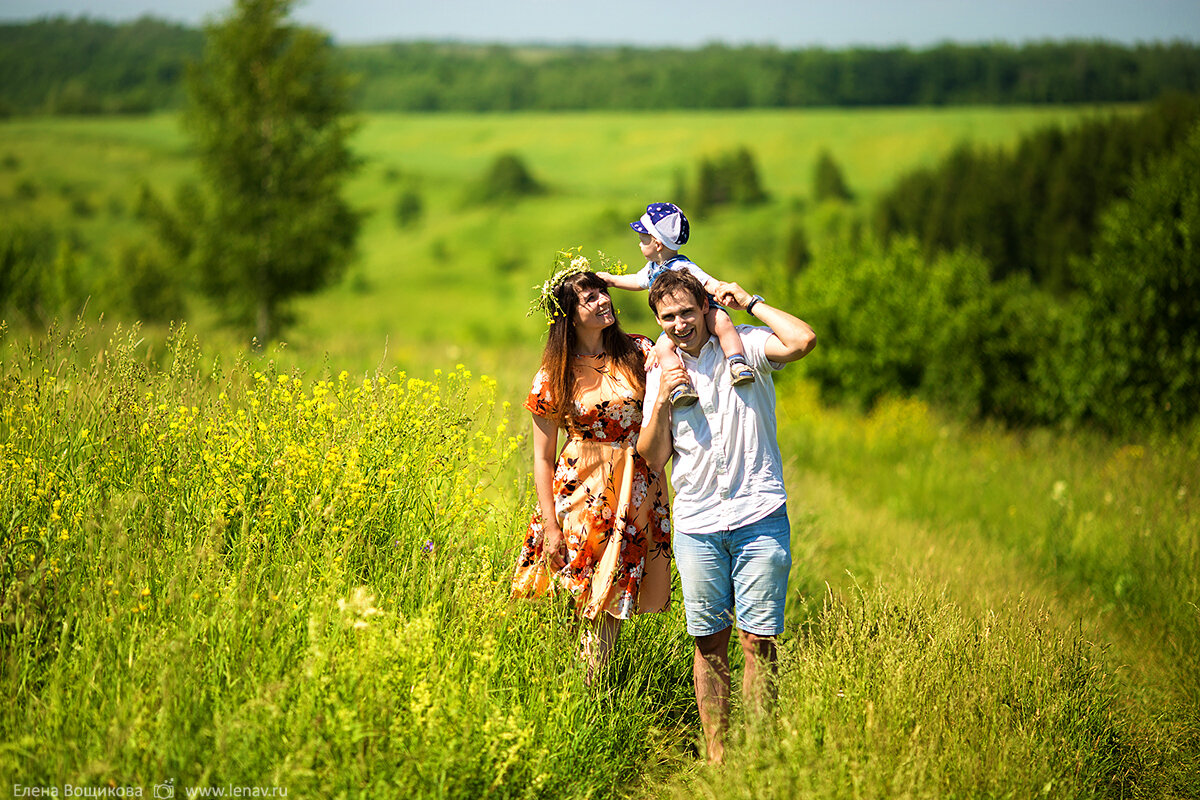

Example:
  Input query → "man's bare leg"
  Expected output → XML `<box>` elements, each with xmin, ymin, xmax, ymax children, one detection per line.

<box><xmin>739</xmin><ymin>630</ymin><xmax>778</xmax><ymax>719</ymax></box>
<box><xmin>694</xmin><ymin>627</ymin><xmax>733</xmax><ymax>764</ymax></box>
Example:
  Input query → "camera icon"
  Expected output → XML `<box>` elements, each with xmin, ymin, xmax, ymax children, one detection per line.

<box><xmin>153</xmin><ymin>779</ymin><xmax>175</xmax><ymax>799</ymax></box>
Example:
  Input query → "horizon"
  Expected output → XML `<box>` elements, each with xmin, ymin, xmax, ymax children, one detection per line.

<box><xmin>2</xmin><ymin>0</ymin><xmax>1198</xmax><ymax>50</ymax></box>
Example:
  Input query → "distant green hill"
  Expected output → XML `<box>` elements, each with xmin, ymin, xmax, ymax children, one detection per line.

<box><xmin>3</xmin><ymin>15</ymin><xmax>1200</xmax><ymax>116</ymax></box>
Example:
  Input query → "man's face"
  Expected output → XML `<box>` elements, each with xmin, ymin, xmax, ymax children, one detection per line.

<box><xmin>653</xmin><ymin>289</ymin><xmax>709</xmax><ymax>357</ymax></box>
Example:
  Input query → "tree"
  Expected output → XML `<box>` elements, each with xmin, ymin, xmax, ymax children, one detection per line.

<box><xmin>475</xmin><ymin>153</ymin><xmax>544</xmax><ymax>202</ymax></box>
<box><xmin>184</xmin><ymin>0</ymin><xmax>360</xmax><ymax>342</ymax></box>
<box><xmin>1068</xmin><ymin>121</ymin><xmax>1200</xmax><ymax>431</ymax></box>
<box><xmin>813</xmin><ymin>149</ymin><xmax>853</xmax><ymax>202</ymax></box>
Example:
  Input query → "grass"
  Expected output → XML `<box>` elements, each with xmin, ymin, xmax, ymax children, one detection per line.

<box><xmin>0</xmin><ymin>320</ymin><xmax>700</xmax><ymax>797</ymax></box>
<box><xmin>2</xmin><ymin>319</ymin><xmax>1196</xmax><ymax>798</ymax></box>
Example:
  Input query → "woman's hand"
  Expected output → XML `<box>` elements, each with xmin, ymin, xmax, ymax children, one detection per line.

<box><xmin>642</xmin><ymin>347</ymin><xmax>659</xmax><ymax>372</ymax></box>
<box><xmin>542</xmin><ymin>522</ymin><xmax>568</xmax><ymax>573</ymax></box>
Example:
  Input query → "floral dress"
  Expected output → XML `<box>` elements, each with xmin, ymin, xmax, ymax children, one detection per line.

<box><xmin>511</xmin><ymin>334</ymin><xmax>672</xmax><ymax>620</ymax></box>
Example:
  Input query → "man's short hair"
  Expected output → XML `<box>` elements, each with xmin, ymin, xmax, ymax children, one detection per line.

<box><xmin>648</xmin><ymin>268</ymin><xmax>707</xmax><ymax>316</ymax></box>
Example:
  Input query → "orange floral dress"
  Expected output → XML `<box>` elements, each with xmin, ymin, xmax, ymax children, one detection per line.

<box><xmin>511</xmin><ymin>334</ymin><xmax>672</xmax><ymax>620</ymax></box>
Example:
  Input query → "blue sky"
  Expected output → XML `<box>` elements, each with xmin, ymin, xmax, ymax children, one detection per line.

<box><xmin>2</xmin><ymin>0</ymin><xmax>1198</xmax><ymax>47</ymax></box>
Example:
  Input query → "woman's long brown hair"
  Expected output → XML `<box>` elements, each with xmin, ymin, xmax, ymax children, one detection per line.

<box><xmin>538</xmin><ymin>271</ymin><xmax>646</xmax><ymax>426</ymax></box>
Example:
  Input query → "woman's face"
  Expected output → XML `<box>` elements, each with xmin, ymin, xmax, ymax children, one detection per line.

<box><xmin>572</xmin><ymin>284</ymin><xmax>615</xmax><ymax>334</ymax></box>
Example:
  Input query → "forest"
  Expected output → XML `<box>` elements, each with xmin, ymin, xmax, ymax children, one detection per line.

<box><xmin>3</xmin><ymin>16</ymin><xmax>1200</xmax><ymax>115</ymax></box>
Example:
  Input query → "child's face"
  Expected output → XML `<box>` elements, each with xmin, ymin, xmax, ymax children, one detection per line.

<box><xmin>638</xmin><ymin>232</ymin><xmax>665</xmax><ymax>264</ymax></box>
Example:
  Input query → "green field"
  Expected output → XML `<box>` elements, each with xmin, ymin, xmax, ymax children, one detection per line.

<box><xmin>0</xmin><ymin>106</ymin><xmax>1115</xmax><ymax>374</ymax></box>
<box><xmin>2</xmin><ymin>107</ymin><xmax>1196</xmax><ymax>798</ymax></box>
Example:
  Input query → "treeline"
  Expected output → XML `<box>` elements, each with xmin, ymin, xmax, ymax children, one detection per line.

<box><xmin>784</xmin><ymin>97</ymin><xmax>1200</xmax><ymax>433</ymax></box>
<box><xmin>3</xmin><ymin>16</ymin><xmax>1200</xmax><ymax>115</ymax></box>
<box><xmin>0</xmin><ymin>16</ymin><xmax>203</xmax><ymax>115</ymax></box>
<box><xmin>343</xmin><ymin>40</ymin><xmax>1200</xmax><ymax>111</ymax></box>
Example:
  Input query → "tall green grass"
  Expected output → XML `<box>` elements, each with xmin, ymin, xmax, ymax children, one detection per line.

<box><xmin>674</xmin><ymin>585</ymin><xmax>1141</xmax><ymax>799</ymax></box>
<box><xmin>3</xmin><ymin>319</ymin><xmax>1195</xmax><ymax>798</ymax></box>
<box><xmin>0</xmin><ymin>320</ymin><xmax>695</xmax><ymax>797</ymax></box>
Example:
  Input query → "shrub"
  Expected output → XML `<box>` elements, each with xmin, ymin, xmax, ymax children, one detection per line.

<box><xmin>1065</xmin><ymin>121</ymin><xmax>1200</xmax><ymax>431</ymax></box>
<box><xmin>476</xmin><ymin>152</ymin><xmax>544</xmax><ymax>202</ymax></box>
<box><xmin>393</xmin><ymin>188</ymin><xmax>423</xmax><ymax>228</ymax></box>
<box><xmin>687</xmin><ymin>146</ymin><xmax>768</xmax><ymax>217</ymax></box>
<box><xmin>114</xmin><ymin>240</ymin><xmax>186</xmax><ymax>323</ymax></box>
<box><xmin>797</xmin><ymin>236</ymin><xmax>1058</xmax><ymax>422</ymax></box>
<box><xmin>812</xmin><ymin>149</ymin><xmax>853</xmax><ymax>202</ymax></box>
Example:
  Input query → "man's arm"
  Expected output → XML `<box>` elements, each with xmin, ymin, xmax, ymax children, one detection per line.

<box><xmin>638</xmin><ymin>364</ymin><xmax>686</xmax><ymax>474</ymax></box>
<box><xmin>715</xmin><ymin>281</ymin><xmax>816</xmax><ymax>364</ymax></box>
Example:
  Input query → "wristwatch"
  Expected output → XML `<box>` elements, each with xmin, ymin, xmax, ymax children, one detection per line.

<box><xmin>746</xmin><ymin>295</ymin><xmax>765</xmax><ymax>317</ymax></box>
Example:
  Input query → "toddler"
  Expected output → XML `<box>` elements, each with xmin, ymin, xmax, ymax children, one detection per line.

<box><xmin>597</xmin><ymin>202</ymin><xmax>753</xmax><ymax>407</ymax></box>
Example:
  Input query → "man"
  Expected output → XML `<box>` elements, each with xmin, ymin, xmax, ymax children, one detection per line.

<box><xmin>637</xmin><ymin>268</ymin><xmax>816</xmax><ymax>764</ymax></box>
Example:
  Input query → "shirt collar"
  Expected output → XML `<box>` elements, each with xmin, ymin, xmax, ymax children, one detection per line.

<box><xmin>678</xmin><ymin>333</ymin><xmax>719</xmax><ymax>363</ymax></box>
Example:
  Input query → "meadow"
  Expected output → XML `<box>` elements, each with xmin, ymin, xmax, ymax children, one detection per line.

<box><xmin>1</xmin><ymin>107</ymin><xmax>1196</xmax><ymax>798</ymax></box>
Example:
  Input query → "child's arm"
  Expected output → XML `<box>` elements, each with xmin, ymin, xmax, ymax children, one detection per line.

<box><xmin>596</xmin><ymin>271</ymin><xmax>646</xmax><ymax>292</ymax></box>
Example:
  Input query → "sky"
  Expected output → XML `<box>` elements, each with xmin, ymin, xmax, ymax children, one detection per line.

<box><xmin>1</xmin><ymin>0</ymin><xmax>1198</xmax><ymax>48</ymax></box>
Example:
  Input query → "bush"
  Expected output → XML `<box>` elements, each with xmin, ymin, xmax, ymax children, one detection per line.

<box><xmin>475</xmin><ymin>152</ymin><xmax>544</xmax><ymax>202</ymax></box>
<box><xmin>393</xmin><ymin>188</ymin><xmax>423</xmax><ymax>228</ymax></box>
<box><xmin>115</xmin><ymin>240</ymin><xmax>186</xmax><ymax>323</ymax></box>
<box><xmin>812</xmin><ymin>149</ymin><xmax>853</xmax><ymax>202</ymax></box>
<box><xmin>0</xmin><ymin>224</ymin><xmax>86</xmax><ymax>324</ymax></box>
<box><xmin>687</xmin><ymin>146</ymin><xmax>768</xmax><ymax>217</ymax></box>
<box><xmin>1064</xmin><ymin>121</ymin><xmax>1200</xmax><ymax>431</ymax></box>
<box><xmin>797</xmin><ymin>237</ymin><xmax>1056</xmax><ymax>421</ymax></box>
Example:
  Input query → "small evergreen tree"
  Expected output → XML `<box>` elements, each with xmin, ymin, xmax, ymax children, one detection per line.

<box><xmin>394</xmin><ymin>189</ymin><xmax>423</xmax><ymax>228</ymax></box>
<box><xmin>813</xmin><ymin>149</ymin><xmax>853</xmax><ymax>202</ymax></box>
<box><xmin>183</xmin><ymin>0</ymin><xmax>360</xmax><ymax>342</ymax></box>
<box><xmin>476</xmin><ymin>153</ymin><xmax>544</xmax><ymax>202</ymax></box>
<box><xmin>782</xmin><ymin>222</ymin><xmax>812</xmax><ymax>276</ymax></box>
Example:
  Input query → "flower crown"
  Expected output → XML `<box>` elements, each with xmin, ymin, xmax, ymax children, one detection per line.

<box><xmin>528</xmin><ymin>248</ymin><xmax>627</xmax><ymax>323</ymax></box>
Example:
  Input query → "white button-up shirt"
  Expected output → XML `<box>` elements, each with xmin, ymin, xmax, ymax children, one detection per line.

<box><xmin>643</xmin><ymin>325</ymin><xmax>787</xmax><ymax>534</ymax></box>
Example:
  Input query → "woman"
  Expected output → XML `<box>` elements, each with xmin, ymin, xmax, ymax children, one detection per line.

<box><xmin>511</xmin><ymin>263</ymin><xmax>672</xmax><ymax>681</ymax></box>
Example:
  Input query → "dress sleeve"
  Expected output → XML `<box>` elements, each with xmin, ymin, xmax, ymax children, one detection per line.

<box><xmin>629</xmin><ymin>333</ymin><xmax>655</xmax><ymax>359</ymax></box>
<box><xmin>522</xmin><ymin>369</ymin><xmax>557</xmax><ymax>418</ymax></box>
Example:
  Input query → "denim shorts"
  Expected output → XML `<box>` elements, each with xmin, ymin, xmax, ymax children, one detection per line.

<box><xmin>673</xmin><ymin>504</ymin><xmax>791</xmax><ymax>637</ymax></box>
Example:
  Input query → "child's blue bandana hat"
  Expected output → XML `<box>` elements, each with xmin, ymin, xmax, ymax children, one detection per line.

<box><xmin>630</xmin><ymin>202</ymin><xmax>690</xmax><ymax>249</ymax></box>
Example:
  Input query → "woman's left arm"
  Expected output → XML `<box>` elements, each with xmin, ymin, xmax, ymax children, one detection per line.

<box><xmin>530</xmin><ymin>414</ymin><xmax>567</xmax><ymax>572</ymax></box>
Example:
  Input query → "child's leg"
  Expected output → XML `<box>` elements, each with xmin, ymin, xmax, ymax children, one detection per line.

<box><xmin>655</xmin><ymin>333</ymin><xmax>698</xmax><ymax>406</ymax></box>
<box><xmin>654</xmin><ymin>333</ymin><xmax>684</xmax><ymax>373</ymax></box>
<box><xmin>709</xmin><ymin>307</ymin><xmax>746</xmax><ymax>361</ymax></box>
<box><xmin>709</xmin><ymin>307</ymin><xmax>755</xmax><ymax>385</ymax></box>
